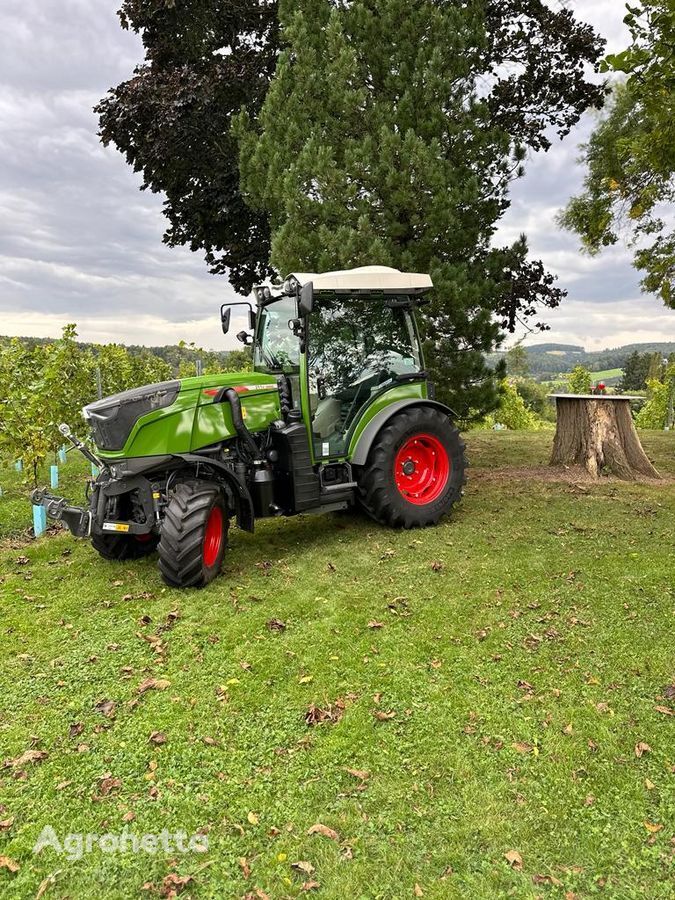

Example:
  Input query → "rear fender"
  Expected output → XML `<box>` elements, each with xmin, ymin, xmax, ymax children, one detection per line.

<box><xmin>349</xmin><ymin>400</ymin><xmax>457</xmax><ymax>466</ymax></box>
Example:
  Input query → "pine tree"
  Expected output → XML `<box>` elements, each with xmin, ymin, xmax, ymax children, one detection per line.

<box><xmin>236</xmin><ymin>0</ymin><xmax>604</xmax><ymax>415</ymax></box>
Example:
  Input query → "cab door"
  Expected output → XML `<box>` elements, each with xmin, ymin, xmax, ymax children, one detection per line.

<box><xmin>306</xmin><ymin>294</ymin><xmax>423</xmax><ymax>459</ymax></box>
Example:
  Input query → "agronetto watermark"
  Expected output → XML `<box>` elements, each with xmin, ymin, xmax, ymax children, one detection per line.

<box><xmin>33</xmin><ymin>826</ymin><xmax>209</xmax><ymax>862</ymax></box>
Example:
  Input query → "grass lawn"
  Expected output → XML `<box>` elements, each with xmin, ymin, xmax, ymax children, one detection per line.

<box><xmin>0</xmin><ymin>432</ymin><xmax>674</xmax><ymax>898</ymax></box>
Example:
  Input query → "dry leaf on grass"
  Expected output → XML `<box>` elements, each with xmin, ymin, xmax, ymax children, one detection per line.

<box><xmin>0</xmin><ymin>818</ymin><xmax>14</xmax><ymax>831</ymax></box>
<box><xmin>138</xmin><ymin>678</ymin><xmax>171</xmax><ymax>694</ymax></box>
<box><xmin>372</xmin><ymin>710</ymin><xmax>396</xmax><ymax>722</ymax></box>
<box><xmin>533</xmin><ymin>874</ymin><xmax>563</xmax><ymax>887</ymax></box>
<box><xmin>160</xmin><ymin>873</ymin><xmax>192</xmax><ymax>896</ymax></box>
<box><xmin>7</xmin><ymin>749</ymin><xmax>48</xmax><ymax>769</ymax></box>
<box><xmin>654</xmin><ymin>705</ymin><xmax>674</xmax><ymax>717</ymax></box>
<box><xmin>504</xmin><ymin>850</ymin><xmax>523</xmax><ymax>870</ymax></box>
<box><xmin>345</xmin><ymin>768</ymin><xmax>370</xmax><ymax>781</ymax></box>
<box><xmin>149</xmin><ymin>731</ymin><xmax>167</xmax><ymax>746</ymax></box>
<box><xmin>239</xmin><ymin>857</ymin><xmax>251</xmax><ymax>879</ymax></box>
<box><xmin>307</xmin><ymin>823</ymin><xmax>339</xmax><ymax>841</ymax></box>
<box><xmin>635</xmin><ymin>742</ymin><xmax>651</xmax><ymax>758</ymax></box>
<box><xmin>512</xmin><ymin>742</ymin><xmax>532</xmax><ymax>754</ymax></box>
<box><xmin>0</xmin><ymin>855</ymin><xmax>19</xmax><ymax>873</ymax></box>
<box><xmin>292</xmin><ymin>861</ymin><xmax>315</xmax><ymax>875</ymax></box>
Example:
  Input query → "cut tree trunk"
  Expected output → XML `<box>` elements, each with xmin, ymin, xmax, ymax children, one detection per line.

<box><xmin>550</xmin><ymin>396</ymin><xmax>660</xmax><ymax>480</ymax></box>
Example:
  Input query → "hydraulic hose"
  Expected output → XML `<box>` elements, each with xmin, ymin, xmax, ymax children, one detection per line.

<box><xmin>220</xmin><ymin>388</ymin><xmax>262</xmax><ymax>460</ymax></box>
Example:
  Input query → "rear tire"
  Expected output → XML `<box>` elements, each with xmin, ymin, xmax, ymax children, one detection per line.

<box><xmin>158</xmin><ymin>481</ymin><xmax>229</xmax><ymax>589</ymax></box>
<box><xmin>92</xmin><ymin>532</ymin><xmax>159</xmax><ymax>561</ymax></box>
<box><xmin>357</xmin><ymin>407</ymin><xmax>466</xmax><ymax>528</ymax></box>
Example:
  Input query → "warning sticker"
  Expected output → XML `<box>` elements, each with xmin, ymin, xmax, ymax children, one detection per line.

<box><xmin>103</xmin><ymin>523</ymin><xmax>130</xmax><ymax>533</ymax></box>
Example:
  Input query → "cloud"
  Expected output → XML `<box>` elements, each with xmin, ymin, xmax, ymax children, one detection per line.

<box><xmin>0</xmin><ymin>0</ymin><xmax>673</xmax><ymax>355</ymax></box>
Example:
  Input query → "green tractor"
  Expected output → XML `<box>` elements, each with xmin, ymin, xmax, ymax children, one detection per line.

<box><xmin>33</xmin><ymin>267</ymin><xmax>466</xmax><ymax>588</ymax></box>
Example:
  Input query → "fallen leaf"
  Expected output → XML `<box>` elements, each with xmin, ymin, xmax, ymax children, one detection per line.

<box><xmin>9</xmin><ymin>749</ymin><xmax>47</xmax><ymax>768</ymax></box>
<box><xmin>266</xmin><ymin>619</ymin><xmax>286</xmax><ymax>632</ymax></box>
<box><xmin>56</xmin><ymin>780</ymin><xmax>72</xmax><ymax>791</ymax></box>
<box><xmin>562</xmin><ymin>723</ymin><xmax>573</xmax><ymax>735</ymax></box>
<box><xmin>654</xmin><ymin>705</ymin><xmax>674</xmax><ymax>717</ymax></box>
<box><xmin>504</xmin><ymin>850</ymin><xmax>523</xmax><ymax>870</ymax></box>
<box><xmin>373</xmin><ymin>710</ymin><xmax>396</xmax><ymax>722</ymax></box>
<box><xmin>122</xmin><ymin>810</ymin><xmax>136</xmax><ymax>822</ymax></box>
<box><xmin>307</xmin><ymin>823</ymin><xmax>339</xmax><ymax>841</ymax></box>
<box><xmin>301</xmin><ymin>882</ymin><xmax>320</xmax><ymax>892</ymax></box>
<box><xmin>160</xmin><ymin>873</ymin><xmax>192</xmax><ymax>896</ymax></box>
<box><xmin>35</xmin><ymin>872</ymin><xmax>58</xmax><ymax>899</ymax></box>
<box><xmin>98</xmin><ymin>776</ymin><xmax>122</xmax><ymax>796</ymax></box>
<box><xmin>430</xmin><ymin>561</ymin><xmax>443</xmax><ymax>572</ymax></box>
<box><xmin>645</xmin><ymin>778</ymin><xmax>655</xmax><ymax>790</ymax></box>
<box><xmin>513</xmin><ymin>742</ymin><xmax>533</xmax><ymax>754</ymax></box>
<box><xmin>367</xmin><ymin>621</ymin><xmax>384</xmax><ymax>629</ymax></box>
<box><xmin>95</xmin><ymin>699</ymin><xmax>116</xmax><ymax>718</ymax></box>
<box><xmin>149</xmin><ymin>731</ymin><xmax>167</xmax><ymax>746</ymax></box>
<box><xmin>292</xmin><ymin>860</ymin><xmax>315</xmax><ymax>875</ymax></box>
<box><xmin>0</xmin><ymin>855</ymin><xmax>19</xmax><ymax>873</ymax></box>
<box><xmin>345</xmin><ymin>768</ymin><xmax>370</xmax><ymax>781</ymax></box>
<box><xmin>0</xmin><ymin>818</ymin><xmax>14</xmax><ymax>831</ymax></box>
<box><xmin>663</xmin><ymin>684</ymin><xmax>675</xmax><ymax>700</ymax></box>
<box><xmin>137</xmin><ymin>677</ymin><xmax>171</xmax><ymax>694</ymax></box>
<box><xmin>202</xmin><ymin>736</ymin><xmax>220</xmax><ymax>747</ymax></box>
<box><xmin>247</xmin><ymin>811</ymin><xmax>259</xmax><ymax>826</ymax></box>
<box><xmin>635</xmin><ymin>742</ymin><xmax>651</xmax><ymax>758</ymax></box>
<box><xmin>414</xmin><ymin>883</ymin><xmax>424</xmax><ymax>896</ymax></box>
<box><xmin>298</xmin><ymin>675</ymin><xmax>314</xmax><ymax>685</ymax></box>
<box><xmin>584</xmin><ymin>794</ymin><xmax>595</xmax><ymax>806</ymax></box>
<box><xmin>239</xmin><ymin>857</ymin><xmax>251</xmax><ymax>879</ymax></box>
<box><xmin>644</xmin><ymin>821</ymin><xmax>663</xmax><ymax>833</ymax></box>
<box><xmin>533</xmin><ymin>874</ymin><xmax>563</xmax><ymax>887</ymax></box>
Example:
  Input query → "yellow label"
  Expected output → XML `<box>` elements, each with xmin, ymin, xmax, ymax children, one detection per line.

<box><xmin>103</xmin><ymin>523</ymin><xmax>130</xmax><ymax>533</ymax></box>
<box><xmin>242</xmin><ymin>407</ymin><xmax>248</xmax><ymax>419</ymax></box>
<box><xmin>152</xmin><ymin>492</ymin><xmax>160</xmax><ymax>500</ymax></box>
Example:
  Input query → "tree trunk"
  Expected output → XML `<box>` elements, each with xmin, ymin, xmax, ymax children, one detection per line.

<box><xmin>550</xmin><ymin>397</ymin><xmax>660</xmax><ymax>480</ymax></box>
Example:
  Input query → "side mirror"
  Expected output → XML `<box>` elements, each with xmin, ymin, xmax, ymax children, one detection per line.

<box><xmin>298</xmin><ymin>281</ymin><xmax>314</xmax><ymax>317</ymax></box>
<box><xmin>221</xmin><ymin>307</ymin><xmax>232</xmax><ymax>335</ymax></box>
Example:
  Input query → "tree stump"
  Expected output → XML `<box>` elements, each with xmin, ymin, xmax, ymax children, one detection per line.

<box><xmin>550</xmin><ymin>394</ymin><xmax>660</xmax><ymax>480</ymax></box>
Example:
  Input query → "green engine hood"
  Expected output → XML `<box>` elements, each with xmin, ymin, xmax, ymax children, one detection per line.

<box><xmin>86</xmin><ymin>371</ymin><xmax>281</xmax><ymax>461</ymax></box>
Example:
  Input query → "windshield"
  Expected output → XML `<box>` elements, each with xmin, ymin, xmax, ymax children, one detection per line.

<box><xmin>253</xmin><ymin>297</ymin><xmax>301</xmax><ymax>373</ymax></box>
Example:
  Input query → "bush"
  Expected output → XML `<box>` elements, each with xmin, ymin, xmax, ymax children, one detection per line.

<box><xmin>635</xmin><ymin>374</ymin><xmax>673</xmax><ymax>429</ymax></box>
<box><xmin>477</xmin><ymin>380</ymin><xmax>551</xmax><ymax>431</ymax></box>
<box><xmin>568</xmin><ymin>365</ymin><xmax>592</xmax><ymax>394</ymax></box>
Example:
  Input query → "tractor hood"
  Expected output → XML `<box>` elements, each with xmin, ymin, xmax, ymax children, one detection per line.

<box><xmin>84</xmin><ymin>371</ymin><xmax>280</xmax><ymax>458</ymax></box>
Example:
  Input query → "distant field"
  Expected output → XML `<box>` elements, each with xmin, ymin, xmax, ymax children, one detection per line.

<box><xmin>541</xmin><ymin>368</ymin><xmax>624</xmax><ymax>388</ymax></box>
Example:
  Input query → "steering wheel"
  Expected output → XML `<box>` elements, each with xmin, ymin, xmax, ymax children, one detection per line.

<box><xmin>341</xmin><ymin>369</ymin><xmax>391</xmax><ymax>432</ymax></box>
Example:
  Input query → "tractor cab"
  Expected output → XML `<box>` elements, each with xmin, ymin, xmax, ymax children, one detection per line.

<box><xmin>222</xmin><ymin>266</ymin><xmax>432</xmax><ymax>463</ymax></box>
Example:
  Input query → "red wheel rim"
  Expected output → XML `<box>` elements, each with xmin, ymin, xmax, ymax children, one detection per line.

<box><xmin>203</xmin><ymin>506</ymin><xmax>224</xmax><ymax>567</ymax></box>
<box><xmin>394</xmin><ymin>433</ymin><xmax>450</xmax><ymax>506</ymax></box>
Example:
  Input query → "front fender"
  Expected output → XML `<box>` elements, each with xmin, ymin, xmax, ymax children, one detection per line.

<box><xmin>349</xmin><ymin>400</ymin><xmax>457</xmax><ymax>466</ymax></box>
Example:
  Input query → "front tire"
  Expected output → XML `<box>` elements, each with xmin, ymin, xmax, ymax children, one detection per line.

<box><xmin>357</xmin><ymin>407</ymin><xmax>466</xmax><ymax>528</ymax></box>
<box><xmin>158</xmin><ymin>481</ymin><xmax>229</xmax><ymax>588</ymax></box>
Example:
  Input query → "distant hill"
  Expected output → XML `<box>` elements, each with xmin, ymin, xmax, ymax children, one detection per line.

<box><xmin>488</xmin><ymin>342</ymin><xmax>675</xmax><ymax>380</ymax></box>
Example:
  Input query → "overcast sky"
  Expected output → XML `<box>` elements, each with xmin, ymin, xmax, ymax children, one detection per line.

<box><xmin>1</xmin><ymin>0</ymin><xmax>673</xmax><ymax>353</ymax></box>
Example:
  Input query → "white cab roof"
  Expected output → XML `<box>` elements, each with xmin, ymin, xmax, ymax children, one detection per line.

<box><xmin>289</xmin><ymin>265</ymin><xmax>433</xmax><ymax>293</ymax></box>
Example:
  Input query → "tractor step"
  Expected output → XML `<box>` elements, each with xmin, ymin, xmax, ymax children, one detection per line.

<box><xmin>321</xmin><ymin>481</ymin><xmax>358</xmax><ymax>494</ymax></box>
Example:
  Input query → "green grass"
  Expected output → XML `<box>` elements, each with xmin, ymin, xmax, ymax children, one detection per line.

<box><xmin>1</xmin><ymin>432</ymin><xmax>674</xmax><ymax>898</ymax></box>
